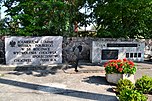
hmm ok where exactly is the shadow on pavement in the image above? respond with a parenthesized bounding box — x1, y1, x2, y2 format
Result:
(7, 64, 70, 77)
(82, 76, 109, 85)
(7, 70, 56, 77)
(82, 75, 116, 93)
(0, 78, 118, 101)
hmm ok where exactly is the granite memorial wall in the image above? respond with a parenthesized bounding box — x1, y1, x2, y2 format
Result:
(0, 37, 150, 65)
(91, 40, 145, 63)
(5, 36, 63, 65)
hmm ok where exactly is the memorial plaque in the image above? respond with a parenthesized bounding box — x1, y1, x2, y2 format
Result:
(101, 50, 118, 60)
(107, 43, 138, 47)
(5, 36, 63, 65)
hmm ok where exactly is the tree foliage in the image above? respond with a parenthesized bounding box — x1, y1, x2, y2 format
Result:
(1, 0, 86, 36)
(1, 0, 152, 38)
(87, 0, 152, 38)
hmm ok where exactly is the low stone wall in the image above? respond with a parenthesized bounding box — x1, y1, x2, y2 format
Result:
(62, 37, 140, 62)
(62, 37, 94, 62)
(0, 36, 151, 64)
(0, 36, 5, 64)
(145, 39, 152, 58)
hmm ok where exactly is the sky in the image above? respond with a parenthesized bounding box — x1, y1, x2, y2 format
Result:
(1, 3, 7, 19)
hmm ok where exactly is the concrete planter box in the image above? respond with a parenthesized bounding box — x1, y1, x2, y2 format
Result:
(106, 73, 135, 84)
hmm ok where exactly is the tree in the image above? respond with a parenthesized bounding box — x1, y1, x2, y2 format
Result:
(3, 0, 151, 38)
(87, 0, 152, 38)
(1, 0, 85, 36)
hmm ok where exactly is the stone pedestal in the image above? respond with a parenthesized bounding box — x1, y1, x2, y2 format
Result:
(106, 73, 135, 84)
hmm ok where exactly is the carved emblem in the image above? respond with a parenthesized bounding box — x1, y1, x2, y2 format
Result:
(9, 41, 16, 47)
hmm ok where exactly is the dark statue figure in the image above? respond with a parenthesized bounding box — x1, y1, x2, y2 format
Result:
(73, 44, 82, 72)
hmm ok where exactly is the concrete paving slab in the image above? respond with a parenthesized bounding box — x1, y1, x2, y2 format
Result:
(0, 71, 117, 101)
(0, 60, 151, 101)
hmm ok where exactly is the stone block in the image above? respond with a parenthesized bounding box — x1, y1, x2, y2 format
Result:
(106, 73, 135, 84)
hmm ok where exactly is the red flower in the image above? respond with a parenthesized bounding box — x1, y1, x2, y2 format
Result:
(123, 58, 127, 61)
(115, 64, 119, 69)
(120, 63, 123, 67)
(118, 68, 123, 72)
(128, 60, 134, 66)
(109, 60, 117, 63)
(117, 59, 122, 63)
(104, 59, 136, 74)
(130, 66, 133, 68)
(109, 60, 114, 62)
(104, 62, 108, 67)
(110, 63, 113, 67)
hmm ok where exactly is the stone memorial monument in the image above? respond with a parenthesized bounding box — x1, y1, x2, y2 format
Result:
(5, 36, 63, 65)
(91, 40, 145, 63)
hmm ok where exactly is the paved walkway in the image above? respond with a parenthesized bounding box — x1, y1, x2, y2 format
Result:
(0, 61, 151, 101)
(0, 70, 117, 101)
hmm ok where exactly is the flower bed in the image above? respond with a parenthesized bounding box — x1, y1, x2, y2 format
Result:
(104, 58, 137, 74)
(104, 58, 137, 84)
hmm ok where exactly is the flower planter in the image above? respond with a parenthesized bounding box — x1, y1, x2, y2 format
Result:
(106, 73, 135, 84)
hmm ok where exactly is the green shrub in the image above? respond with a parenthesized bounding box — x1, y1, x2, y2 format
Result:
(118, 88, 147, 101)
(116, 79, 135, 92)
(135, 75, 152, 94)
